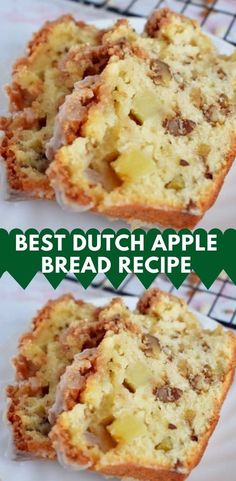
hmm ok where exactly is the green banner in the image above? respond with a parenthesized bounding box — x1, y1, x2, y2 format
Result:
(0, 228, 235, 289)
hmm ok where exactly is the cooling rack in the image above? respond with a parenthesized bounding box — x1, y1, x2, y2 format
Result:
(70, 0, 236, 45)
(66, 0, 236, 327)
(64, 272, 236, 329)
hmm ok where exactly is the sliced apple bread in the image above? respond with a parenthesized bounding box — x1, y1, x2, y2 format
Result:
(47, 9, 236, 227)
(50, 289, 236, 480)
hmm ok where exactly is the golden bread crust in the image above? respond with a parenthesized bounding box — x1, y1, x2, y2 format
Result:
(101, 205, 202, 229)
(100, 463, 188, 481)
(8, 15, 100, 111)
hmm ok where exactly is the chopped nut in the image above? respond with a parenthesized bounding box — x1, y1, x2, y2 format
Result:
(175, 459, 183, 470)
(188, 373, 210, 393)
(179, 159, 189, 166)
(189, 374, 202, 391)
(166, 174, 185, 191)
(218, 94, 231, 114)
(203, 364, 213, 384)
(150, 59, 172, 86)
(155, 385, 183, 403)
(168, 423, 177, 430)
(187, 199, 197, 212)
(163, 117, 196, 136)
(217, 68, 226, 79)
(129, 111, 142, 126)
(142, 334, 161, 358)
(201, 341, 210, 352)
(203, 105, 222, 125)
(191, 434, 198, 442)
(123, 379, 135, 394)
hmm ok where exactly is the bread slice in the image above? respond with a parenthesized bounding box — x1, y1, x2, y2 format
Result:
(50, 289, 236, 480)
(6, 292, 139, 459)
(57, 18, 141, 93)
(6, 295, 106, 459)
(0, 16, 101, 198)
(47, 9, 236, 228)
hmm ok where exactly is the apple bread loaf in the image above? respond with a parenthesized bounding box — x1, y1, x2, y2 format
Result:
(6, 293, 140, 459)
(50, 290, 236, 481)
(47, 9, 236, 227)
(6, 295, 105, 459)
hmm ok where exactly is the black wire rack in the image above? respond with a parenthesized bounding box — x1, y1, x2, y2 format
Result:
(66, 0, 236, 327)
(70, 0, 236, 45)
(64, 272, 236, 329)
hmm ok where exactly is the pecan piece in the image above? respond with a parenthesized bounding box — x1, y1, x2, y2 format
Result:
(205, 172, 213, 180)
(163, 117, 196, 136)
(150, 59, 171, 86)
(179, 159, 189, 166)
(189, 374, 203, 392)
(142, 334, 161, 358)
(168, 423, 177, 430)
(218, 94, 231, 115)
(203, 364, 213, 384)
(154, 385, 183, 403)
(217, 68, 226, 79)
(201, 341, 210, 352)
(187, 199, 197, 212)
